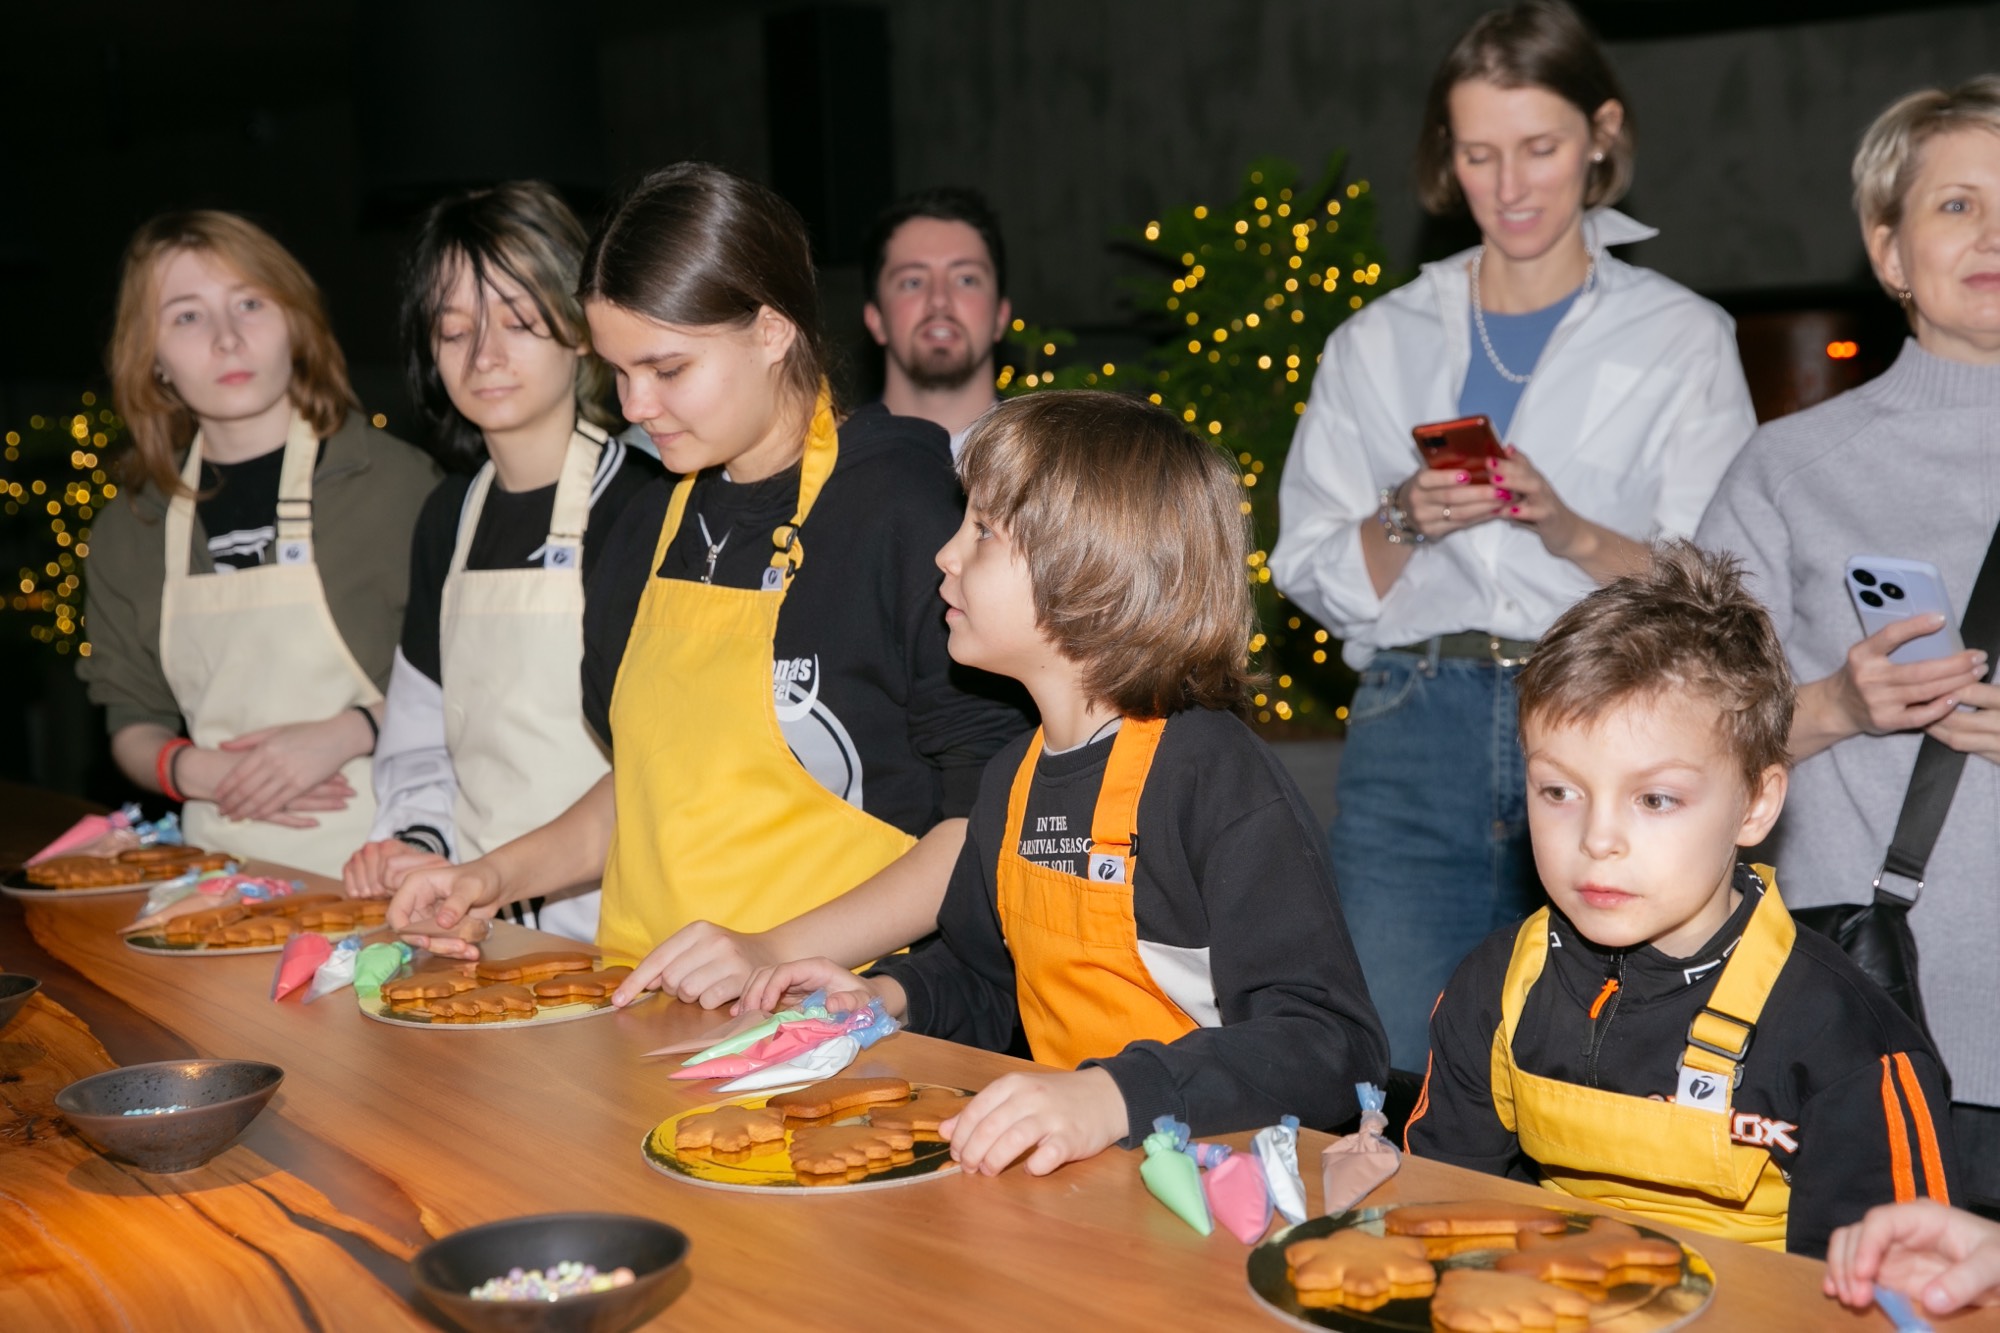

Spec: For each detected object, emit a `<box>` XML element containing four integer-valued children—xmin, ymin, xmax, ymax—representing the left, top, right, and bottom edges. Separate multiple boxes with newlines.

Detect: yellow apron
<box><xmin>596</xmin><ymin>390</ymin><xmax>917</xmax><ymax>965</ymax></box>
<box><xmin>159</xmin><ymin>407</ymin><xmax>381</xmax><ymax>876</ymax></box>
<box><xmin>1490</xmin><ymin>866</ymin><xmax>1794</xmax><ymax>1249</ymax></box>
<box><xmin>439</xmin><ymin>424</ymin><xmax>611</xmax><ymax>942</ymax></box>
<box><xmin>998</xmin><ymin>717</ymin><xmax>1201</xmax><ymax>1068</ymax></box>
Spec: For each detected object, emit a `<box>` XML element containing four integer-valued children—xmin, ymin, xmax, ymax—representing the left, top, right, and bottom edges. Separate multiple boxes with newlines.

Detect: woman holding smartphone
<box><xmin>1700</xmin><ymin>77</ymin><xmax>2000</xmax><ymax>1215</ymax></box>
<box><xmin>81</xmin><ymin>212</ymin><xmax>437</xmax><ymax>876</ymax></box>
<box><xmin>1270</xmin><ymin>0</ymin><xmax>1755</xmax><ymax>1068</ymax></box>
<box><xmin>386</xmin><ymin>163</ymin><xmax>1029</xmax><ymax>965</ymax></box>
<box><xmin>340</xmin><ymin>183</ymin><xmax>660</xmax><ymax>941</ymax></box>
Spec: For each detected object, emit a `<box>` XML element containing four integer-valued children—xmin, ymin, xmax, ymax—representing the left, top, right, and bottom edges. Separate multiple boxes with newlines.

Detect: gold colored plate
<box><xmin>1246</xmin><ymin>1204</ymin><xmax>1715</xmax><ymax>1332</ymax></box>
<box><xmin>356</xmin><ymin>976</ymin><xmax>652</xmax><ymax>1031</ymax></box>
<box><xmin>643</xmin><ymin>1085</ymin><xmax>967</xmax><ymax>1194</ymax></box>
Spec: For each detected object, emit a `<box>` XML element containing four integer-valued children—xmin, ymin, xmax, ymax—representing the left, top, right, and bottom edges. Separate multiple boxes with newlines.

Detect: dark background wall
<box><xmin>4</xmin><ymin>0</ymin><xmax>1998</xmax><ymax>793</ymax></box>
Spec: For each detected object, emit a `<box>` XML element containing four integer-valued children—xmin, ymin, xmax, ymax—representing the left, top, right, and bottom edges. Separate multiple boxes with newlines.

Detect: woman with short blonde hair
<box><xmin>1700</xmin><ymin>75</ymin><xmax>2000</xmax><ymax>1215</ymax></box>
<box><xmin>81</xmin><ymin>211</ymin><xmax>438</xmax><ymax>875</ymax></box>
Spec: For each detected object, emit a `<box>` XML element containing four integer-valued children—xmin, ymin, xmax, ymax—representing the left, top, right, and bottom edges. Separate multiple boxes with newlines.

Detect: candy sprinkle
<box><xmin>469</xmin><ymin>1261</ymin><xmax>637</xmax><ymax>1302</ymax></box>
<box><xmin>121</xmin><ymin>1105</ymin><xmax>191</xmax><ymax>1116</ymax></box>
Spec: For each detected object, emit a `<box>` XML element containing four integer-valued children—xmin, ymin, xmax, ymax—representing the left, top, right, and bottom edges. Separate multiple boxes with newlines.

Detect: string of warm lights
<box><xmin>1003</xmin><ymin>155</ymin><xmax>1399</xmax><ymax>729</ymax></box>
<box><xmin>2</xmin><ymin>392</ymin><xmax>121</xmax><ymax>658</ymax></box>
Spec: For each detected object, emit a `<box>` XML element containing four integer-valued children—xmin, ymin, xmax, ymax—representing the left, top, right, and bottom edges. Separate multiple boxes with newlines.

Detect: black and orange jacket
<box><xmin>1406</xmin><ymin>865</ymin><xmax>1958</xmax><ymax>1257</ymax></box>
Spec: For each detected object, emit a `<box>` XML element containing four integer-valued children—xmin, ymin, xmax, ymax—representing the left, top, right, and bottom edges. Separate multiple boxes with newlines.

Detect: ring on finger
<box><xmin>1442</xmin><ymin>504</ymin><xmax>1452</xmax><ymax>521</ymax></box>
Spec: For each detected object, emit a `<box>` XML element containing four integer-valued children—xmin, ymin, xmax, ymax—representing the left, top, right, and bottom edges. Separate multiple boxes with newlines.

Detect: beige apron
<box><xmin>438</xmin><ymin>425</ymin><xmax>610</xmax><ymax>942</ymax></box>
<box><xmin>160</xmin><ymin>408</ymin><xmax>381</xmax><ymax>875</ymax></box>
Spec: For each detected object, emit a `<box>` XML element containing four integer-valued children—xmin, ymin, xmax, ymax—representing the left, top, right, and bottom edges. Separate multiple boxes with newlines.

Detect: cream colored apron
<box><xmin>438</xmin><ymin>425</ymin><xmax>610</xmax><ymax>942</ymax></box>
<box><xmin>160</xmin><ymin>408</ymin><xmax>381</xmax><ymax>876</ymax></box>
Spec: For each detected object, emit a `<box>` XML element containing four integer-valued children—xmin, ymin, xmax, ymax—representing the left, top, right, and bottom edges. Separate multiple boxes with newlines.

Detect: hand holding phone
<box><xmin>1847</xmin><ymin>557</ymin><xmax>1964</xmax><ymax>665</ymax></box>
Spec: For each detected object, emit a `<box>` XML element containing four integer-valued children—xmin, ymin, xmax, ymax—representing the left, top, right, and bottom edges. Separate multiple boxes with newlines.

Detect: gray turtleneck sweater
<box><xmin>1699</xmin><ymin>338</ymin><xmax>2000</xmax><ymax>1108</ymax></box>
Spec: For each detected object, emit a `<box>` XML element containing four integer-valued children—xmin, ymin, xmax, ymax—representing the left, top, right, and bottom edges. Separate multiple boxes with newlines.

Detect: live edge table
<box><xmin>0</xmin><ymin>784</ymin><xmax>1990</xmax><ymax>1331</ymax></box>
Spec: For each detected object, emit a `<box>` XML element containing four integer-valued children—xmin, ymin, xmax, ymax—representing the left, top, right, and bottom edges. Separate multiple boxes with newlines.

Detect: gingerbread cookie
<box><xmin>475</xmin><ymin>950</ymin><xmax>595</xmax><ymax>983</ymax></box>
<box><xmin>295</xmin><ymin>900</ymin><xmax>389</xmax><ymax>931</ymax></box>
<box><xmin>1429</xmin><ymin>1268</ymin><xmax>1593</xmax><ymax>1332</ymax></box>
<box><xmin>1494</xmin><ymin>1218</ymin><xmax>1682</xmax><ymax>1286</ymax></box>
<box><xmin>118</xmin><ymin>843</ymin><xmax>213</xmax><ymax>868</ymax></box>
<box><xmin>1284</xmin><ymin>1231</ymin><xmax>1436</xmax><ymax>1310</ymax></box>
<box><xmin>866</xmin><ymin>1087</ymin><xmax>975</xmax><ymax>1134</ymax></box>
<box><xmin>1383</xmin><ymin>1201</ymin><xmax>1570</xmax><ymax>1238</ymax></box>
<box><xmin>424</xmin><ymin>983</ymin><xmax>539</xmax><ymax>1022</ymax></box>
<box><xmin>27</xmin><ymin>855</ymin><xmax>145</xmax><ymax>888</ymax></box>
<box><xmin>787</xmin><ymin>1123</ymin><xmax>917</xmax><ymax>1174</ymax></box>
<box><xmin>530</xmin><ymin>966</ymin><xmax>633</xmax><ymax>1001</ymax></box>
<box><xmin>768</xmin><ymin>1077</ymin><xmax>912</xmax><ymax>1121</ymax></box>
<box><xmin>205</xmin><ymin>917</ymin><xmax>293</xmax><ymax>947</ymax></box>
<box><xmin>245</xmin><ymin>892</ymin><xmax>345</xmax><ymax>918</ymax></box>
<box><xmin>674</xmin><ymin>1104</ymin><xmax>787</xmax><ymax>1154</ymax></box>
<box><xmin>381</xmin><ymin>963</ymin><xmax>482</xmax><ymax>1005</ymax></box>
<box><xmin>164</xmin><ymin>906</ymin><xmax>249</xmax><ymax>941</ymax></box>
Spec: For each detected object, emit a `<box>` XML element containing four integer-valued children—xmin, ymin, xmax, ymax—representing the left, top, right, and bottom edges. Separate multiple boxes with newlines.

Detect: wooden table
<box><xmin>0</xmin><ymin>787</ymin><xmax>1987</xmax><ymax>1331</ymax></box>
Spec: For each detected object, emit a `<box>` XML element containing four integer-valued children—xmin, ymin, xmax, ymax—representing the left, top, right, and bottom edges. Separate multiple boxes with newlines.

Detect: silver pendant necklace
<box><xmin>1470</xmin><ymin>245</ymin><xmax>1596</xmax><ymax>386</ymax></box>
<box><xmin>696</xmin><ymin>513</ymin><xmax>732</xmax><ymax>585</ymax></box>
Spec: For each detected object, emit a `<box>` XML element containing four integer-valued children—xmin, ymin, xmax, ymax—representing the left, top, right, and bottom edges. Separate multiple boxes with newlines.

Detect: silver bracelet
<box><xmin>1378</xmin><ymin>487</ymin><xmax>1424</xmax><ymax>545</ymax></box>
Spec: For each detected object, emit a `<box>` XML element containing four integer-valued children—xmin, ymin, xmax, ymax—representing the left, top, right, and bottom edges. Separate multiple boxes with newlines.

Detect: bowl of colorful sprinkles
<box><xmin>54</xmin><ymin>1058</ymin><xmax>284</xmax><ymax>1173</ymax></box>
<box><xmin>411</xmin><ymin>1212</ymin><xmax>689</xmax><ymax>1332</ymax></box>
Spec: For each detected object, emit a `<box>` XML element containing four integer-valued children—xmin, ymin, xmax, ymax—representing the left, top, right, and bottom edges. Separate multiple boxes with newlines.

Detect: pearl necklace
<box><xmin>1470</xmin><ymin>246</ymin><xmax>1596</xmax><ymax>386</ymax></box>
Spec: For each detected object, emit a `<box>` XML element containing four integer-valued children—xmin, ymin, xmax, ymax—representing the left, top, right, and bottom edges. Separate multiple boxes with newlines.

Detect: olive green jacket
<box><xmin>78</xmin><ymin>414</ymin><xmax>440</xmax><ymax>737</ymax></box>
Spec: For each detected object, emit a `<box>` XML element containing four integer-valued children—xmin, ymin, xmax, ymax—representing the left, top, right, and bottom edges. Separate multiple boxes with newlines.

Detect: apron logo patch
<box><xmin>542</xmin><ymin>543</ymin><xmax>577</xmax><ymax>570</ymax></box>
<box><xmin>1675</xmin><ymin>1063</ymin><xmax>1730</xmax><ymax>1114</ymax></box>
<box><xmin>277</xmin><ymin>539</ymin><xmax>310</xmax><ymax>565</ymax></box>
<box><xmin>1087</xmin><ymin>852</ymin><xmax>1126</xmax><ymax>883</ymax></box>
<box><xmin>761</xmin><ymin>566</ymin><xmax>786</xmax><ymax>591</ymax></box>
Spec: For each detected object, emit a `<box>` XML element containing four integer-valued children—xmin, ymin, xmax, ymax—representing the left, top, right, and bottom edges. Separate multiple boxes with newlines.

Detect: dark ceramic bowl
<box><xmin>0</xmin><ymin>973</ymin><xmax>40</xmax><ymax>1030</ymax></box>
<box><xmin>54</xmin><ymin>1058</ymin><xmax>283</xmax><ymax>1172</ymax></box>
<box><xmin>411</xmin><ymin>1212</ymin><xmax>690</xmax><ymax>1333</ymax></box>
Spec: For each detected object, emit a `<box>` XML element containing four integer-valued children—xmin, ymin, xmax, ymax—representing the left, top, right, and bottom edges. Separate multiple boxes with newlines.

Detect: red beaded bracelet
<box><xmin>156</xmin><ymin>737</ymin><xmax>194</xmax><ymax>802</ymax></box>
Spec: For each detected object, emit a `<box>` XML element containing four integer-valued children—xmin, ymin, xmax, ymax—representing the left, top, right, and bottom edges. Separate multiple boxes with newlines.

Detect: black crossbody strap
<box><xmin>1878</xmin><ymin>521</ymin><xmax>2000</xmax><ymax>905</ymax></box>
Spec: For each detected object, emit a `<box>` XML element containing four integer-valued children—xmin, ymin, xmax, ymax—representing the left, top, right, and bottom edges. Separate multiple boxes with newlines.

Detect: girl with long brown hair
<box><xmin>80</xmin><ymin>211</ymin><xmax>437</xmax><ymax>875</ymax></box>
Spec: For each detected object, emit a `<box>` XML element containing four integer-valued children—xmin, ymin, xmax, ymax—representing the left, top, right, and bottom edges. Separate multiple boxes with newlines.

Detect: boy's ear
<box><xmin>1736</xmin><ymin>763</ymin><xmax>1788</xmax><ymax>848</ymax></box>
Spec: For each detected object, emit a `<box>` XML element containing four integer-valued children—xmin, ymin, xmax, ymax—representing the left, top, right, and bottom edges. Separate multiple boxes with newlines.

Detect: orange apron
<box><xmin>595</xmin><ymin>389</ymin><xmax>918</xmax><ymax>966</ymax></box>
<box><xmin>998</xmin><ymin>717</ymin><xmax>1201</xmax><ymax>1068</ymax></box>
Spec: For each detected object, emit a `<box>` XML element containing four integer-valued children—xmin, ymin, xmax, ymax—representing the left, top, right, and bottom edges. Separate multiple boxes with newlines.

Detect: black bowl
<box><xmin>55</xmin><ymin>1058</ymin><xmax>283</xmax><ymax>1172</ymax></box>
<box><xmin>412</xmin><ymin>1212</ymin><xmax>690</xmax><ymax>1333</ymax></box>
<box><xmin>0</xmin><ymin>973</ymin><xmax>40</xmax><ymax>1030</ymax></box>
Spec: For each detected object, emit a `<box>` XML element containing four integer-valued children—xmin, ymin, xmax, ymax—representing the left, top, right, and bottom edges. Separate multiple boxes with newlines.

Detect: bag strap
<box><xmin>1877</xmin><ymin>523</ymin><xmax>2000</xmax><ymax>905</ymax></box>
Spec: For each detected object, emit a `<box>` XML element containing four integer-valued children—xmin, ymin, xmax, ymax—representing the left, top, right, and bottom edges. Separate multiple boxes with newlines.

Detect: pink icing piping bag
<box><xmin>271</xmin><ymin>933</ymin><xmax>334</xmax><ymax>1001</ymax></box>
<box><xmin>1203</xmin><ymin>1149</ymin><xmax>1274</xmax><ymax>1244</ymax></box>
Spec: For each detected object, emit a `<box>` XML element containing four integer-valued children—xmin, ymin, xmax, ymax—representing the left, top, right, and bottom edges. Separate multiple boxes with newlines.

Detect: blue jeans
<box><xmin>1330</xmin><ymin>647</ymin><xmax>1544</xmax><ymax>1071</ymax></box>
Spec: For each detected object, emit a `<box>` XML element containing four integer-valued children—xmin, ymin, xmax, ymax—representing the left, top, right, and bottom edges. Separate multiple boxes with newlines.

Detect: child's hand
<box><xmin>733</xmin><ymin>957</ymin><xmax>887</xmax><ymax>1016</ymax></box>
<box><xmin>941</xmin><ymin>1067</ymin><xmax>1127</xmax><ymax>1177</ymax></box>
<box><xmin>1825</xmin><ymin>1199</ymin><xmax>2000</xmax><ymax>1314</ymax></box>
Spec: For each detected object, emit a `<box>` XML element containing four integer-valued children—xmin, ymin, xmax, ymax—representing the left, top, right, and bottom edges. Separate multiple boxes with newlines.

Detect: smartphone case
<box><xmin>1846</xmin><ymin>556</ymin><xmax>1965</xmax><ymax>665</ymax></box>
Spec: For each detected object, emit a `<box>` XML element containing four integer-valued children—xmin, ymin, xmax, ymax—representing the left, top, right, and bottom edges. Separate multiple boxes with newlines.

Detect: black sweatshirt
<box><xmin>400</xmin><ymin>437</ymin><xmax>660</xmax><ymax>684</ymax></box>
<box><xmin>1407</xmin><ymin>866</ymin><xmax>1958</xmax><ymax>1257</ymax></box>
<box><xmin>582</xmin><ymin>404</ymin><xmax>1033</xmax><ymax>833</ymax></box>
<box><xmin>877</xmin><ymin>708</ymin><xmax>1390</xmax><ymax>1144</ymax></box>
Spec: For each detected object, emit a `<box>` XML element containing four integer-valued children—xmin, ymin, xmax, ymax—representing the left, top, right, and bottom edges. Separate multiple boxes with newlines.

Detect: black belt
<box><xmin>1386</xmin><ymin>632</ymin><xmax>1536</xmax><ymax>666</ymax></box>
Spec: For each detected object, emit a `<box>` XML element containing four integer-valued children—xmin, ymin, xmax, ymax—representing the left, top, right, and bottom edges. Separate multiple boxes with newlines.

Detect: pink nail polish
<box><xmin>1495</xmin><ymin>488</ymin><xmax>1512</xmax><ymax>500</ymax></box>
<box><xmin>1511</xmin><ymin>506</ymin><xmax>1522</xmax><ymax>515</ymax></box>
<box><xmin>1455</xmin><ymin>471</ymin><xmax>1469</xmax><ymax>484</ymax></box>
<box><xmin>1492</xmin><ymin>473</ymin><xmax>1505</xmax><ymax>483</ymax></box>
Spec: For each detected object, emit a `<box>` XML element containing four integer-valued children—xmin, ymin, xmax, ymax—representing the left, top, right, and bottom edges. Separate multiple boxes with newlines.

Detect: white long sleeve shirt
<box><xmin>1271</xmin><ymin>210</ymin><xmax>1757</xmax><ymax>668</ymax></box>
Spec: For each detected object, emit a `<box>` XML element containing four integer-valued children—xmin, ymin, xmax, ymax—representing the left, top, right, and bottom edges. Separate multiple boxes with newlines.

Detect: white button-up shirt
<box><xmin>1272</xmin><ymin>210</ymin><xmax>1756</xmax><ymax>668</ymax></box>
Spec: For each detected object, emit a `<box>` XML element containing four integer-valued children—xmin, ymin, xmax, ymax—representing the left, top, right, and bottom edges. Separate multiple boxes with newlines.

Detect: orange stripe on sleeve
<box><xmin>1402</xmin><ymin>991</ymin><xmax>1445</xmax><ymax>1153</ymax></box>
<box><xmin>1892</xmin><ymin>1052</ymin><xmax>1951</xmax><ymax>1205</ymax></box>
<box><xmin>1880</xmin><ymin>1055</ymin><xmax>1917</xmax><ymax>1204</ymax></box>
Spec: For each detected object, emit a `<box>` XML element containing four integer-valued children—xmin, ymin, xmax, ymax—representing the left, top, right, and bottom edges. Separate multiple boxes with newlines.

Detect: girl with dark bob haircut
<box><xmin>388</xmin><ymin>163</ymin><xmax>1031</xmax><ymax>997</ymax></box>
<box><xmin>342</xmin><ymin>183</ymin><xmax>661</xmax><ymax>945</ymax></box>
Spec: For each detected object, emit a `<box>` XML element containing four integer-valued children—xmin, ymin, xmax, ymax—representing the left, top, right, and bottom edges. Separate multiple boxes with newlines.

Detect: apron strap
<box><xmin>449</xmin><ymin>426</ymin><xmax>607</xmax><ymax>579</ymax></box>
<box><xmin>1002</xmin><ymin>730</ymin><xmax>1048</xmax><ymax>877</ymax></box>
<box><xmin>1086</xmin><ymin>717</ymin><xmax>1167</xmax><ymax>881</ymax></box>
<box><xmin>766</xmin><ymin>384</ymin><xmax>840</xmax><ymax>591</ymax></box>
<box><xmin>1490</xmin><ymin>907</ymin><xmax>1553</xmax><ymax>1134</ymax></box>
<box><xmin>163</xmin><ymin>406</ymin><xmax>317</xmax><ymax>577</ymax></box>
<box><xmin>446</xmin><ymin>463</ymin><xmax>497</xmax><ymax>579</ymax></box>
<box><xmin>1681</xmin><ymin>865</ymin><xmax>1794</xmax><ymax>1084</ymax></box>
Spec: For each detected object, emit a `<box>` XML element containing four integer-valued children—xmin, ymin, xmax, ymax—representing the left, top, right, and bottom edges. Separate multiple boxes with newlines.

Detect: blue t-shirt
<box><xmin>1458</xmin><ymin>290</ymin><xmax>1579</xmax><ymax>438</ymax></box>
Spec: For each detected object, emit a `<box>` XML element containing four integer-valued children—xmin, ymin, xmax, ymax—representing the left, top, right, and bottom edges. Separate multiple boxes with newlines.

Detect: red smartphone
<box><xmin>1412</xmin><ymin>415</ymin><xmax>1506</xmax><ymax>484</ymax></box>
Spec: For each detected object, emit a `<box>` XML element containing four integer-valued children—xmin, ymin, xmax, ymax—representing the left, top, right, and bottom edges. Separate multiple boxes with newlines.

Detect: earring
<box><xmin>1897</xmin><ymin>288</ymin><xmax>1914</xmax><ymax>306</ymax></box>
<box><xmin>1591</xmin><ymin>151</ymin><xmax>1605</xmax><ymax>163</ymax></box>
<box><xmin>155</xmin><ymin>367</ymin><xmax>170</xmax><ymax>384</ymax></box>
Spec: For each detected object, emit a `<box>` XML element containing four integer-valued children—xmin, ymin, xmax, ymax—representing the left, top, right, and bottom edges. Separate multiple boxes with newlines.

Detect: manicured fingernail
<box><xmin>1511</xmin><ymin>506</ymin><xmax>1522</xmax><ymax>515</ymax></box>
<box><xmin>1931</xmin><ymin>613</ymin><xmax>1949</xmax><ymax>625</ymax></box>
<box><xmin>1455</xmin><ymin>471</ymin><xmax>1469</xmax><ymax>484</ymax></box>
<box><xmin>1491</xmin><ymin>473</ymin><xmax>1505</xmax><ymax>483</ymax></box>
<box><xmin>1495</xmin><ymin>488</ymin><xmax>1512</xmax><ymax>500</ymax></box>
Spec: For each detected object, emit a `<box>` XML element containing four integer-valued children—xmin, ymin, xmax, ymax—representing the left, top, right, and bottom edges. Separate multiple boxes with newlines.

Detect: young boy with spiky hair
<box><xmin>1408</xmin><ymin>542</ymin><xmax>1958</xmax><ymax>1256</ymax></box>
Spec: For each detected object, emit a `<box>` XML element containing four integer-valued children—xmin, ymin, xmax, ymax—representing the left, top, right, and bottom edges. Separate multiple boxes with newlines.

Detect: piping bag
<box><xmin>302</xmin><ymin>936</ymin><xmax>365</xmax><ymax>1003</ymax></box>
<box><xmin>715</xmin><ymin>1034</ymin><xmax>861</xmax><ymax>1092</ymax></box>
<box><xmin>353</xmin><ymin>942</ymin><xmax>414</xmax><ymax>1000</ymax></box>
<box><xmin>677</xmin><ymin>999</ymin><xmax>898</xmax><ymax>1080</ymax></box>
<box><xmin>271</xmin><ymin>934</ymin><xmax>334</xmax><ymax>1000</ymax></box>
<box><xmin>1193</xmin><ymin>1143</ymin><xmax>1274</xmax><ymax>1244</ymax></box>
<box><xmin>1140</xmin><ymin>1116</ymin><xmax>1212</xmax><ymax>1236</ymax></box>
<box><xmin>1320</xmin><ymin>1082</ymin><xmax>1401</xmax><ymax>1215</ymax></box>
<box><xmin>670</xmin><ymin>991</ymin><xmax>835</xmax><ymax>1065</ymax></box>
<box><xmin>1253</xmin><ymin>1115</ymin><xmax>1309</xmax><ymax>1226</ymax></box>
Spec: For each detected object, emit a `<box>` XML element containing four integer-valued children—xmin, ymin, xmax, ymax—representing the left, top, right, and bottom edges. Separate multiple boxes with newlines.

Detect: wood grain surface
<box><xmin>0</xmin><ymin>783</ymin><xmax>1989</xmax><ymax>1331</ymax></box>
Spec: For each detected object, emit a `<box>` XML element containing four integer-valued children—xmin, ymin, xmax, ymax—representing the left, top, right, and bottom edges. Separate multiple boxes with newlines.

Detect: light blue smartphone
<box><xmin>1846</xmin><ymin>556</ymin><xmax>1964</xmax><ymax>665</ymax></box>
